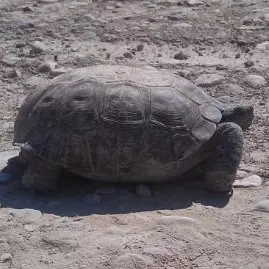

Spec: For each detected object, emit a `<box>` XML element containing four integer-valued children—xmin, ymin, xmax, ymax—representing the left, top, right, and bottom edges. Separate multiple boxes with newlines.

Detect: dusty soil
<box><xmin>0</xmin><ymin>0</ymin><xmax>269</xmax><ymax>268</ymax></box>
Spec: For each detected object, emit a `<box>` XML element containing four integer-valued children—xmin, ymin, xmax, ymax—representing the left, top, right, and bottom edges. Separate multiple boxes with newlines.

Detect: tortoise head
<box><xmin>220</xmin><ymin>104</ymin><xmax>254</xmax><ymax>130</ymax></box>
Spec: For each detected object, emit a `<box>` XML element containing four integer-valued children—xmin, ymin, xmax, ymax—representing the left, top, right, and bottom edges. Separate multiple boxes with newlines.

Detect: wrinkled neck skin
<box><xmin>219</xmin><ymin>103</ymin><xmax>254</xmax><ymax>131</ymax></box>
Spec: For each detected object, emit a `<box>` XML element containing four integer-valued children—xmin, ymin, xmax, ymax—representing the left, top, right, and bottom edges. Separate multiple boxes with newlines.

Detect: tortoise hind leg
<box><xmin>21</xmin><ymin>156</ymin><xmax>62</xmax><ymax>193</ymax></box>
<box><xmin>204</xmin><ymin>122</ymin><xmax>244</xmax><ymax>193</ymax></box>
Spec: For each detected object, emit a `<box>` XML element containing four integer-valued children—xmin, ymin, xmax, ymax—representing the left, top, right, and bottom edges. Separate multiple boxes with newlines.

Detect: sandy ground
<box><xmin>0</xmin><ymin>0</ymin><xmax>269</xmax><ymax>268</ymax></box>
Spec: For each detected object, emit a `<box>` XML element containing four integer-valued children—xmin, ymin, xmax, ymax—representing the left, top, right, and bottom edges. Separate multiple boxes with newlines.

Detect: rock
<box><xmin>0</xmin><ymin>151</ymin><xmax>19</xmax><ymax>170</ymax></box>
<box><xmin>255</xmin><ymin>200</ymin><xmax>269</xmax><ymax>212</ymax></box>
<box><xmin>135</xmin><ymin>185</ymin><xmax>152</xmax><ymax>197</ymax></box>
<box><xmin>143</xmin><ymin>246</ymin><xmax>170</xmax><ymax>257</ymax></box>
<box><xmin>0</xmin><ymin>172</ymin><xmax>11</xmax><ymax>184</ymax></box>
<box><xmin>24</xmin><ymin>224</ymin><xmax>38</xmax><ymax>232</ymax></box>
<box><xmin>172</xmin><ymin>22</ymin><xmax>192</xmax><ymax>29</ymax></box>
<box><xmin>156</xmin><ymin>215</ymin><xmax>198</xmax><ymax>226</ymax></box>
<box><xmin>50</xmin><ymin>67</ymin><xmax>73</xmax><ymax>77</ymax></box>
<box><xmin>236</xmin><ymin>170</ymin><xmax>249</xmax><ymax>179</ymax></box>
<box><xmin>16</xmin><ymin>42</ymin><xmax>26</xmax><ymax>48</ymax></box>
<box><xmin>256</xmin><ymin>41</ymin><xmax>269</xmax><ymax>50</ymax></box>
<box><xmin>95</xmin><ymin>187</ymin><xmax>116</xmax><ymax>195</ymax></box>
<box><xmin>168</xmin><ymin>12</ymin><xmax>184</xmax><ymax>21</ymax></box>
<box><xmin>0</xmin><ymin>253</ymin><xmax>12</xmax><ymax>262</ymax></box>
<box><xmin>187</xmin><ymin>0</ymin><xmax>204</xmax><ymax>7</ymax></box>
<box><xmin>244</xmin><ymin>60</ymin><xmax>254</xmax><ymax>68</ymax></box>
<box><xmin>174</xmin><ymin>70</ymin><xmax>190</xmax><ymax>78</ymax></box>
<box><xmin>25</xmin><ymin>75</ymin><xmax>48</xmax><ymax>87</ymax></box>
<box><xmin>112</xmin><ymin>253</ymin><xmax>153</xmax><ymax>269</ymax></box>
<box><xmin>84</xmin><ymin>194</ymin><xmax>102</xmax><ymax>205</ymax></box>
<box><xmin>259</xmin><ymin>13</ymin><xmax>269</xmax><ymax>23</ymax></box>
<box><xmin>244</xmin><ymin>75</ymin><xmax>267</xmax><ymax>88</ymax></box>
<box><xmin>1</xmin><ymin>56</ymin><xmax>20</xmax><ymax>67</ymax></box>
<box><xmin>38</xmin><ymin>61</ymin><xmax>56</xmax><ymax>73</ymax></box>
<box><xmin>8</xmin><ymin>68</ymin><xmax>21</xmax><ymax>78</ymax></box>
<box><xmin>224</xmin><ymin>83</ymin><xmax>245</xmax><ymax>95</ymax></box>
<box><xmin>123</xmin><ymin>52</ymin><xmax>133</xmax><ymax>59</ymax></box>
<box><xmin>9</xmin><ymin>209</ymin><xmax>42</xmax><ymax>224</ymax></box>
<box><xmin>136</xmin><ymin>44</ymin><xmax>144</xmax><ymax>51</ymax></box>
<box><xmin>195</xmin><ymin>74</ymin><xmax>225</xmax><ymax>87</ymax></box>
<box><xmin>233</xmin><ymin>175</ymin><xmax>263</xmax><ymax>188</ymax></box>
<box><xmin>29</xmin><ymin>41</ymin><xmax>48</xmax><ymax>53</ymax></box>
<box><xmin>174</xmin><ymin>51</ymin><xmax>189</xmax><ymax>60</ymax></box>
<box><xmin>38</xmin><ymin>0</ymin><xmax>60</xmax><ymax>3</ymax></box>
<box><xmin>235</xmin><ymin>53</ymin><xmax>241</xmax><ymax>58</ymax></box>
<box><xmin>218</xmin><ymin>95</ymin><xmax>231</xmax><ymax>103</ymax></box>
<box><xmin>250</xmin><ymin>150</ymin><xmax>267</xmax><ymax>163</ymax></box>
<box><xmin>23</xmin><ymin>6</ymin><xmax>34</xmax><ymax>12</ymax></box>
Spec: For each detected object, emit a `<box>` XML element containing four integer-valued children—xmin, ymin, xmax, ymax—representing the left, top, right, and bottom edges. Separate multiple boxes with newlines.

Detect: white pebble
<box><xmin>244</xmin><ymin>75</ymin><xmax>267</xmax><ymax>88</ymax></box>
<box><xmin>0</xmin><ymin>253</ymin><xmax>12</xmax><ymax>262</ymax></box>
<box><xmin>195</xmin><ymin>74</ymin><xmax>225</xmax><ymax>87</ymax></box>
<box><xmin>236</xmin><ymin>170</ymin><xmax>249</xmax><ymax>179</ymax></box>
<box><xmin>255</xmin><ymin>200</ymin><xmax>269</xmax><ymax>212</ymax></box>
<box><xmin>233</xmin><ymin>175</ymin><xmax>263</xmax><ymax>188</ymax></box>
<box><xmin>9</xmin><ymin>208</ymin><xmax>42</xmax><ymax>224</ymax></box>
<box><xmin>29</xmin><ymin>41</ymin><xmax>48</xmax><ymax>53</ymax></box>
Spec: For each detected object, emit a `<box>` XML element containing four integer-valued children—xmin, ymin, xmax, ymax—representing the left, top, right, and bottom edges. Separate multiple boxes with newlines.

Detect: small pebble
<box><xmin>236</xmin><ymin>170</ymin><xmax>249</xmax><ymax>179</ymax></box>
<box><xmin>11</xmin><ymin>68</ymin><xmax>21</xmax><ymax>78</ymax></box>
<box><xmin>136</xmin><ymin>44</ymin><xmax>144</xmax><ymax>51</ymax></box>
<box><xmin>23</xmin><ymin>6</ymin><xmax>34</xmax><ymax>12</ymax></box>
<box><xmin>250</xmin><ymin>150</ymin><xmax>267</xmax><ymax>163</ymax></box>
<box><xmin>235</xmin><ymin>53</ymin><xmax>241</xmax><ymax>58</ymax></box>
<box><xmin>259</xmin><ymin>13</ymin><xmax>269</xmax><ymax>23</ymax></box>
<box><xmin>135</xmin><ymin>185</ymin><xmax>152</xmax><ymax>197</ymax></box>
<box><xmin>225</xmin><ymin>84</ymin><xmax>245</xmax><ymax>95</ymax></box>
<box><xmin>233</xmin><ymin>175</ymin><xmax>263</xmax><ymax>188</ymax></box>
<box><xmin>195</xmin><ymin>74</ymin><xmax>225</xmax><ymax>87</ymax></box>
<box><xmin>24</xmin><ymin>224</ymin><xmax>38</xmax><ymax>232</ymax></box>
<box><xmin>50</xmin><ymin>67</ymin><xmax>73</xmax><ymax>77</ymax></box>
<box><xmin>244</xmin><ymin>60</ymin><xmax>254</xmax><ymax>68</ymax></box>
<box><xmin>113</xmin><ymin>253</ymin><xmax>153</xmax><ymax>268</ymax></box>
<box><xmin>15</xmin><ymin>42</ymin><xmax>26</xmax><ymax>48</ymax></box>
<box><xmin>168</xmin><ymin>12</ymin><xmax>184</xmax><ymax>21</ymax></box>
<box><xmin>174</xmin><ymin>51</ymin><xmax>189</xmax><ymax>60</ymax></box>
<box><xmin>1</xmin><ymin>56</ymin><xmax>20</xmax><ymax>67</ymax></box>
<box><xmin>123</xmin><ymin>52</ymin><xmax>133</xmax><ymax>59</ymax></box>
<box><xmin>187</xmin><ymin>0</ymin><xmax>204</xmax><ymax>6</ymax></box>
<box><xmin>0</xmin><ymin>253</ymin><xmax>12</xmax><ymax>262</ymax></box>
<box><xmin>172</xmin><ymin>22</ymin><xmax>192</xmax><ymax>29</ymax></box>
<box><xmin>244</xmin><ymin>74</ymin><xmax>267</xmax><ymax>88</ymax></box>
<box><xmin>38</xmin><ymin>61</ymin><xmax>56</xmax><ymax>73</ymax></box>
<box><xmin>156</xmin><ymin>216</ymin><xmax>198</xmax><ymax>226</ymax></box>
<box><xmin>255</xmin><ymin>200</ymin><xmax>269</xmax><ymax>212</ymax></box>
<box><xmin>29</xmin><ymin>41</ymin><xmax>48</xmax><ymax>53</ymax></box>
<box><xmin>0</xmin><ymin>172</ymin><xmax>11</xmax><ymax>184</ymax></box>
<box><xmin>256</xmin><ymin>41</ymin><xmax>269</xmax><ymax>50</ymax></box>
<box><xmin>84</xmin><ymin>194</ymin><xmax>102</xmax><ymax>205</ymax></box>
<box><xmin>218</xmin><ymin>95</ymin><xmax>231</xmax><ymax>103</ymax></box>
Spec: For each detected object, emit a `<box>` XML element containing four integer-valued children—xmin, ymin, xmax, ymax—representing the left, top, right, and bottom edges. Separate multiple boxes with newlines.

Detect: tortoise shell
<box><xmin>14</xmin><ymin>65</ymin><xmax>224</xmax><ymax>182</ymax></box>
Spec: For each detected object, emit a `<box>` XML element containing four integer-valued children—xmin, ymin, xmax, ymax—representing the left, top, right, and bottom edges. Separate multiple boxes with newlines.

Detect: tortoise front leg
<box><xmin>204</xmin><ymin>122</ymin><xmax>244</xmax><ymax>193</ymax></box>
<box><xmin>21</xmin><ymin>156</ymin><xmax>62</xmax><ymax>193</ymax></box>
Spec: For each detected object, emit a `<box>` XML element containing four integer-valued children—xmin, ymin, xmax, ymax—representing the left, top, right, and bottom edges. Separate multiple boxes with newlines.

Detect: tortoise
<box><xmin>11</xmin><ymin>65</ymin><xmax>254</xmax><ymax>193</ymax></box>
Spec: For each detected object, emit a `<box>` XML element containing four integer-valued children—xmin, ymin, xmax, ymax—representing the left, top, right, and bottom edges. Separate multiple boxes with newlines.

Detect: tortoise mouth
<box><xmin>221</xmin><ymin>105</ymin><xmax>254</xmax><ymax>130</ymax></box>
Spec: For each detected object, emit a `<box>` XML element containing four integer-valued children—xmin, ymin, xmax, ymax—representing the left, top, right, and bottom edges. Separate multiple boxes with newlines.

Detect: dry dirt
<box><xmin>0</xmin><ymin>0</ymin><xmax>269</xmax><ymax>268</ymax></box>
